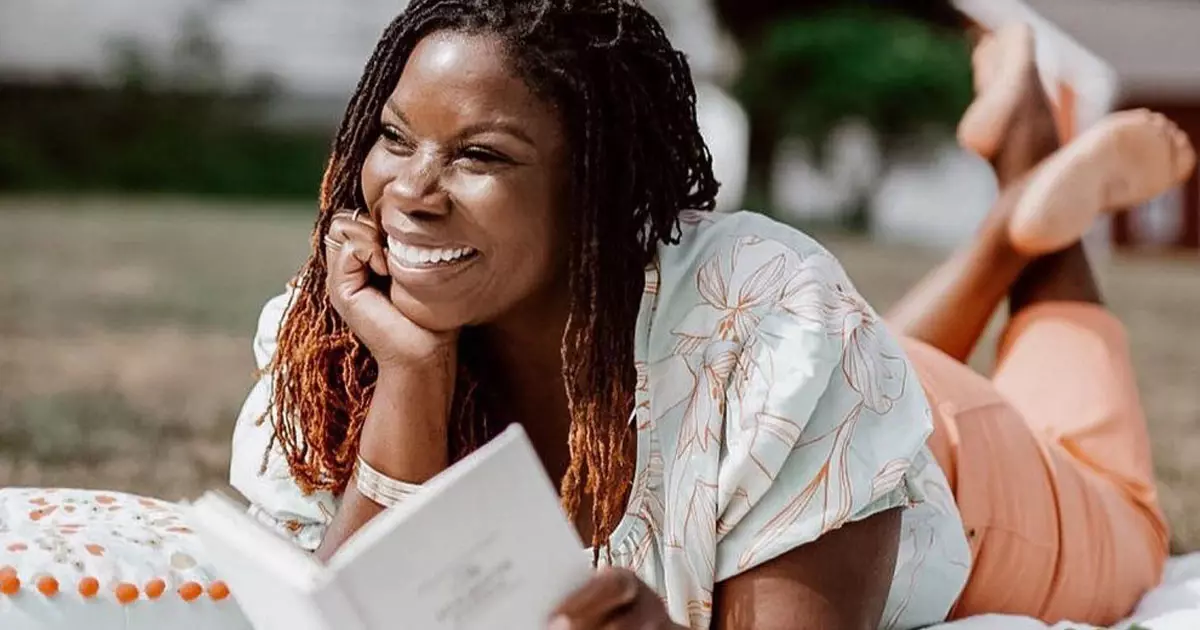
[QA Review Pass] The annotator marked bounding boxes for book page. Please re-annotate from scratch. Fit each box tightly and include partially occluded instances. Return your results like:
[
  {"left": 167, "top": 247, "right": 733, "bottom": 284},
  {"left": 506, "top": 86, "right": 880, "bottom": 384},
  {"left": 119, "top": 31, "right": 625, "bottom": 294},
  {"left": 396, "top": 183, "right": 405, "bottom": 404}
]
[
  {"left": 188, "top": 492, "right": 331, "bottom": 630},
  {"left": 330, "top": 425, "right": 592, "bottom": 630},
  {"left": 953, "top": 0, "right": 1119, "bottom": 134}
]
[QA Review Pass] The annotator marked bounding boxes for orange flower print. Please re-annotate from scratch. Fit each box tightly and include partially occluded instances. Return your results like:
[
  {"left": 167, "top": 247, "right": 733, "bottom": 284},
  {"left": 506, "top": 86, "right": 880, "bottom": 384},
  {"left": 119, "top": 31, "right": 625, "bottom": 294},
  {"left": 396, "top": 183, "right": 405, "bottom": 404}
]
[
  {"left": 737, "top": 465, "right": 825, "bottom": 571},
  {"left": 679, "top": 344, "right": 739, "bottom": 457},
  {"left": 29, "top": 506, "right": 57, "bottom": 521},
  {"left": 673, "top": 240, "right": 791, "bottom": 354},
  {"left": 781, "top": 251, "right": 908, "bottom": 414},
  {"left": 840, "top": 310, "right": 909, "bottom": 415}
]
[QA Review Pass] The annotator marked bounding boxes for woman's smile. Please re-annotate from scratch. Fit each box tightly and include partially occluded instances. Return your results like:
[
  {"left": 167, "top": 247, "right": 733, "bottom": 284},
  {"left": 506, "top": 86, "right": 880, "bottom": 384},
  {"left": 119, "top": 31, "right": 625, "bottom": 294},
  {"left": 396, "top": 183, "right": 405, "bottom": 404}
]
[
  {"left": 385, "top": 234, "right": 479, "bottom": 269},
  {"left": 384, "top": 234, "right": 483, "bottom": 289}
]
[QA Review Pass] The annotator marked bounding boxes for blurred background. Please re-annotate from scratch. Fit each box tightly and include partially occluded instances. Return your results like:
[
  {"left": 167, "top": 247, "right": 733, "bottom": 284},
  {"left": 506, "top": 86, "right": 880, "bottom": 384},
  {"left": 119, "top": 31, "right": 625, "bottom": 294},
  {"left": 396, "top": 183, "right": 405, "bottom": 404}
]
[{"left": 1, "top": 0, "right": 1199, "bottom": 548}]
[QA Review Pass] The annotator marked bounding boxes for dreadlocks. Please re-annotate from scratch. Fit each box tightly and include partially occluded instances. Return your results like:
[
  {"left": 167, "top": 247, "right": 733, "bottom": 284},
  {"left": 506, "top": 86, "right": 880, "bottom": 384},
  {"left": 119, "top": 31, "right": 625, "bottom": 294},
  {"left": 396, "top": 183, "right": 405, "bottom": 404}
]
[{"left": 266, "top": 0, "right": 719, "bottom": 556}]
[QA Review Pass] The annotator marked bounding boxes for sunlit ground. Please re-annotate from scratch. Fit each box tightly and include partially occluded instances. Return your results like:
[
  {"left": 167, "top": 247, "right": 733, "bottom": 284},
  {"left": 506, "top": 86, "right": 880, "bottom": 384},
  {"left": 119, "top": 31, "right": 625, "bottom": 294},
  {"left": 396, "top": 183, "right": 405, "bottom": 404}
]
[{"left": 2, "top": 197, "right": 1198, "bottom": 550}]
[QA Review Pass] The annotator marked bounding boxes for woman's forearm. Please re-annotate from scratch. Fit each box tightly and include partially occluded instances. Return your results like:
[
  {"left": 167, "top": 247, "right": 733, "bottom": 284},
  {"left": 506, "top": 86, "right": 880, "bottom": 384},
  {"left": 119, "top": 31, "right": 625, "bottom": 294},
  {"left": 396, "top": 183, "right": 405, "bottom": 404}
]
[{"left": 315, "top": 367, "right": 453, "bottom": 561}]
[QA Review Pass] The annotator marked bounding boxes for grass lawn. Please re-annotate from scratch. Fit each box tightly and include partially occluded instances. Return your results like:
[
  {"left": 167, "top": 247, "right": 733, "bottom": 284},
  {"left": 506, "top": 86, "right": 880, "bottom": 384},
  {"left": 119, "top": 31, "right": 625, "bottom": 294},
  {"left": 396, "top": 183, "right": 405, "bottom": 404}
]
[{"left": 2, "top": 196, "right": 1199, "bottom": 550}]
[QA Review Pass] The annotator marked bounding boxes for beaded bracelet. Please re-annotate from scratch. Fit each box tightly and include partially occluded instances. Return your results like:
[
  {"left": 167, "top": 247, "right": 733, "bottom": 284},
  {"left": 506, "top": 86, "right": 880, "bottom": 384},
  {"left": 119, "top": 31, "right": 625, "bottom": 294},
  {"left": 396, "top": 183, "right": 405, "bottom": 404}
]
[{"left": 354, "top": 455, "right": 423, "bottom": 508}]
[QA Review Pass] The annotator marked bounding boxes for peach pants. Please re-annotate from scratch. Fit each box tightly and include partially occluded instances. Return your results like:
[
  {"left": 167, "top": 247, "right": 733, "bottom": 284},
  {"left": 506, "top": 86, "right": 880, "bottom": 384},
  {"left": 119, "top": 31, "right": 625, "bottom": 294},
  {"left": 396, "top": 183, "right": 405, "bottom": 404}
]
[{"left": 904, "top": 303, "right": 1169, "bottom": 626}]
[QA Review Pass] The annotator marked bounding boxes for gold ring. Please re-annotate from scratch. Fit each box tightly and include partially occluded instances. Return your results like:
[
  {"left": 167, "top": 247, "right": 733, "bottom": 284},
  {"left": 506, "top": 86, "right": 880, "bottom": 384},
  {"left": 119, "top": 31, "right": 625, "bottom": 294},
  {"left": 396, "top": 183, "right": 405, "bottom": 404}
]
[
  {"left": 323, "top": 234, "right": 344, "bottom": 251},
  {"left": 351, "top": 208, "right": 364, "bottom": 223}
]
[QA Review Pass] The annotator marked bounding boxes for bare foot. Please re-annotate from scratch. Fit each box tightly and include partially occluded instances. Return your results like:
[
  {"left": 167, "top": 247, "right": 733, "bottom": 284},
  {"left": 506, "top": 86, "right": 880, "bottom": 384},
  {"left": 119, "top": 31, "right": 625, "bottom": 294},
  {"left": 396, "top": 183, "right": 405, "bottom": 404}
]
[
  {"left": 957, "top": 24, "right": 1047, "bottom": 161},
  {"left": 1009, "top": 109, "right": 1197, "bottom": 255}
]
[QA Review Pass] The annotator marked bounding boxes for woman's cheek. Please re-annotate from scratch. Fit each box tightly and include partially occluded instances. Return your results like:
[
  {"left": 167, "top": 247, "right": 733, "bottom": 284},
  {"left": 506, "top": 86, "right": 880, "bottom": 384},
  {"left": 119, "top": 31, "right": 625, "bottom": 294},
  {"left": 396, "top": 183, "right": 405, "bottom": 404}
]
[{"left": 360, "top": 143, "right": 393, "bottom": 203}]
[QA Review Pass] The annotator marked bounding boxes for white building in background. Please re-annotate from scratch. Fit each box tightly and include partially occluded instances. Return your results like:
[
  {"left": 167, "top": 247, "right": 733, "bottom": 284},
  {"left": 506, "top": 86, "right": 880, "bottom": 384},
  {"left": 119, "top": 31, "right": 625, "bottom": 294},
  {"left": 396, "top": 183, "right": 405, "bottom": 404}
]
[
  {"left": 0, "top": 0, "right": 749, "bottom": 213},
  {"left": 1, "top": 1, "right": 413, "bottom": 96},
  {"left": 777, "top": 0, "right": 1200, "bottom": 252},
  {"left": 774, "top": 0, "right": 1121, "bottom": 250},
  {"left": 9, "top": 0, "right": 1193, "bottom": 250}
]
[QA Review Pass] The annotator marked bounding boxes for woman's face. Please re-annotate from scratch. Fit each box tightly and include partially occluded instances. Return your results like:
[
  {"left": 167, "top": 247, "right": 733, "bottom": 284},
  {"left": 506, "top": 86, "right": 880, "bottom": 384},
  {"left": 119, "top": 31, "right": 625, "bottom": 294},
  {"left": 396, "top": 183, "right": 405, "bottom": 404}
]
[{"left": 361, "top": 30, "right": 570, "bottom": 332}]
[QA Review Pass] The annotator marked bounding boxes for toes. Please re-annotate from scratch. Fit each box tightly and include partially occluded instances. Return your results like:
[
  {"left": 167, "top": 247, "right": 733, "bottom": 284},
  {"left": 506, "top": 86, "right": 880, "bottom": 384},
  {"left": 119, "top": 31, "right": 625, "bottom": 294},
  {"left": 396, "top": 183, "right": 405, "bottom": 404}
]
[
  {"left": 1175, "top": 133, "right": 1195, "bottom": 161},
  {"left": 1174, "top": 132, "right": 1197, "bottom": 176},
  {"left": 1150, "top": 113, "right": 1172, "bottom": 134},
  {"left": 971, "top": 36, "right": 999, "bottom": 88},
  {"left": 1127, "top": 108, "right": 1156, "bottom": 125},
  {"left": 1171, "top": 129, "right": 1189, "bottom": 153}
]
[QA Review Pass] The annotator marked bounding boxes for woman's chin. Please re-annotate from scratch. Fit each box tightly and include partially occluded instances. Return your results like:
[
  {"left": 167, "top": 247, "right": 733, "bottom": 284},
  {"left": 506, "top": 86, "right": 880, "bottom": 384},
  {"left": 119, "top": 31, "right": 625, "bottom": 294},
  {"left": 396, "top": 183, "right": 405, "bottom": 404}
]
[
  {"left": 397, "top": 304, "right": 467, "bottom": 334},
  {"left": 389, "top": 289, "right": 472, "bottom": 334}
]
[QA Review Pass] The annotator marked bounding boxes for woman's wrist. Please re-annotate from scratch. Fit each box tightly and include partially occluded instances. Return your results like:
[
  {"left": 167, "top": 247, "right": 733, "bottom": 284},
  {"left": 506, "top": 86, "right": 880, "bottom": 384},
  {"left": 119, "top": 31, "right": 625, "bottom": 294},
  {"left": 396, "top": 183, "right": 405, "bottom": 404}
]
[
  {"left": 376, "top": 360, "right": 455, "bottom": 414},
  {"left": 375, "top": 343, "right": 457, "bottom": 388},
  {"left": 356, "top": 363, "right": 453, "bottom": 484},
  {"left": 354, "top": 454, "right": 423, "bottom": 507}
]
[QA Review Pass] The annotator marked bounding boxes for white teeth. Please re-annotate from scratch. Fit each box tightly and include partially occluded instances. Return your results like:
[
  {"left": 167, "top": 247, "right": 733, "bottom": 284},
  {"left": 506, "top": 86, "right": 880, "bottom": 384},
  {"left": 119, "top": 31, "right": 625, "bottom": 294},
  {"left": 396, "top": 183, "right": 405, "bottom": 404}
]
[{"left": 386, "top": 236, "right": 475, "bottom": 267}]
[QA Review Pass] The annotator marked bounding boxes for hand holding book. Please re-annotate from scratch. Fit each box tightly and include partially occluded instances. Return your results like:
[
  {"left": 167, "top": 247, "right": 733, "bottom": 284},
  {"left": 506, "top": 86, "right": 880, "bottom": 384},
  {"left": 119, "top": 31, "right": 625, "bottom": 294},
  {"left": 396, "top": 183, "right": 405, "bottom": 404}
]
[
  {"left": 547, "top": 568, "right": 687, "bottom": 630},
  {"left": 189, "top": 426, "right": 600, "bottom": 630}
]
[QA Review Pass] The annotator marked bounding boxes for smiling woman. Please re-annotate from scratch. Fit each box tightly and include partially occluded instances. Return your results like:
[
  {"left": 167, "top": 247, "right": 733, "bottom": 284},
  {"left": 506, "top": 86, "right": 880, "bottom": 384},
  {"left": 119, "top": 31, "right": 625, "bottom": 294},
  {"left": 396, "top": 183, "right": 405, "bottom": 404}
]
[
  {"left": 236, "top": 2, "right": 959, "bottom": 629},
  {"left": 360, "top": 30, "right": 569, "bottom": 331},
  {"left": 215, "top": 3, "right": 1196, "bottom": 630},
  {"left": 0, "top": 12, "right": 1193, "bottom": 620}
]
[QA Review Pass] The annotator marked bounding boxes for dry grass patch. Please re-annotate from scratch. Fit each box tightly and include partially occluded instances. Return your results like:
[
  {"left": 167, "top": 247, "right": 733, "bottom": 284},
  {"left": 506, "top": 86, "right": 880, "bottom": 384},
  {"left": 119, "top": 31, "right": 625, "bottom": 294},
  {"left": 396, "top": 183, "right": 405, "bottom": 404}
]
[{"left": 2, "top": 199, "right": 1199, "bottom": 550}]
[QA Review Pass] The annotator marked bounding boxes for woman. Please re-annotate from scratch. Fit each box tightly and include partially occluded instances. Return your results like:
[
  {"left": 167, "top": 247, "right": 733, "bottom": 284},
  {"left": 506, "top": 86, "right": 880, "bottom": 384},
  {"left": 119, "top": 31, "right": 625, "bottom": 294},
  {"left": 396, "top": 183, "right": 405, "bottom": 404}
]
[{"left": 230, "top": 2, "right": 1196, "bottom": 629}]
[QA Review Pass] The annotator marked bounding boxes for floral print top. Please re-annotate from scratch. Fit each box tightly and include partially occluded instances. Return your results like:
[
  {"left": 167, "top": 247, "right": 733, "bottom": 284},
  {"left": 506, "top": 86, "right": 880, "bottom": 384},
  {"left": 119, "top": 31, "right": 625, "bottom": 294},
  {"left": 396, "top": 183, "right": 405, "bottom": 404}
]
[{"left": 230, "top": 210, "right": 972, "bottom": 629}]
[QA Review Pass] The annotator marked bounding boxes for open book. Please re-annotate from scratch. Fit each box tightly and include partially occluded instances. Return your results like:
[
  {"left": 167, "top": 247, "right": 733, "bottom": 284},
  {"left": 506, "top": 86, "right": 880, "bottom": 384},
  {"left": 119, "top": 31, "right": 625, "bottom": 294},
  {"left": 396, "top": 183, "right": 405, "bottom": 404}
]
[
  {"left": 186, "top": 425, "right": 592, "bottom": 630},
  {"left": 953, "top": 0, "right": 1120, "bottom": 136}
]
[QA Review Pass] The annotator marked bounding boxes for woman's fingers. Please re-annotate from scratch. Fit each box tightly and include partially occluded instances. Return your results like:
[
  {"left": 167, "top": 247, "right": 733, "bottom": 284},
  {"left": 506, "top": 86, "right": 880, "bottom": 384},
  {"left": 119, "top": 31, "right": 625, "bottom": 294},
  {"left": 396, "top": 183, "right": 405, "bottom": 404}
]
[
  {"left": 550, "top": 568, "right": 642, "bottom": 629},
  {"left": 324, "top": 209, "right": 390, "bottom": 315},
  {"left": 327, "top": 209, "right": 389, "bottom": 277}
]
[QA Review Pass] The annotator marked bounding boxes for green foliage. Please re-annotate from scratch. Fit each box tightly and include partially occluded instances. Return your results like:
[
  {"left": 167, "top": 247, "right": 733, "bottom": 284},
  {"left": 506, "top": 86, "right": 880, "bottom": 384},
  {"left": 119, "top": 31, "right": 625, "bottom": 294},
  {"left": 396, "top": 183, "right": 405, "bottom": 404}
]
[
  {"left": 0, "top": 84, "right": 331, "bottom": 199},
  {"left": 0, "top": 12, "right": 332, "bottom": 200},
  {"left": 736, "top": 6, "right": 973, "bottom": 154}
]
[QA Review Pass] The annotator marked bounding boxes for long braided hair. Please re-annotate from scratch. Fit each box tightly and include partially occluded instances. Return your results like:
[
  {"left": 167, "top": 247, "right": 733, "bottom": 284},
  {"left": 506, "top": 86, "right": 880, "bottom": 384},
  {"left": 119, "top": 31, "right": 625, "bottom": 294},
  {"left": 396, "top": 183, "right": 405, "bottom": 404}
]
[{"left": 266, "top": 0, "right": 719, "bottom": 553}]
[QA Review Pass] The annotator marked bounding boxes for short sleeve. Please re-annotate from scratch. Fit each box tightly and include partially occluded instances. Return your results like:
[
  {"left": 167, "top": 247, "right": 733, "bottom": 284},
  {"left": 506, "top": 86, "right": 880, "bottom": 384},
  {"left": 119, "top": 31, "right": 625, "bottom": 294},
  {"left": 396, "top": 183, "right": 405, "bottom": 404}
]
[
  {"left": 712, "top": 247, "right": 933, "bottom": 582},
  {"left": 228, "top": 288, "right": 337, "bottom": 551}
]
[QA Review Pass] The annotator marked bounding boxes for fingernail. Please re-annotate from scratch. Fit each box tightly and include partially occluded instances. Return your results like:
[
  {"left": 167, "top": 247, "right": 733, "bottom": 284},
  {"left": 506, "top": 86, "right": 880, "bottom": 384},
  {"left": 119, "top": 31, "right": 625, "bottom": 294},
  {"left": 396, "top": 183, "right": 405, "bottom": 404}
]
[{"left": 547, "top": 615, "right": 572, "bottom": 630}]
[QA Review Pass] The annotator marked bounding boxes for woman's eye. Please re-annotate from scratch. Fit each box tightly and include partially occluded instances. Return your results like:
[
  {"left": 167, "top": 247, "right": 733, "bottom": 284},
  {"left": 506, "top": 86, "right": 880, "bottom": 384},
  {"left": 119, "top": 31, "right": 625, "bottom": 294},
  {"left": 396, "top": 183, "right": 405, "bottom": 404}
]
[
  {"left": 460, "top": 147, "right": 506, "bottom": 164},
  {"left": 380, "top": 125, "right": 413, "bottom": 151}
]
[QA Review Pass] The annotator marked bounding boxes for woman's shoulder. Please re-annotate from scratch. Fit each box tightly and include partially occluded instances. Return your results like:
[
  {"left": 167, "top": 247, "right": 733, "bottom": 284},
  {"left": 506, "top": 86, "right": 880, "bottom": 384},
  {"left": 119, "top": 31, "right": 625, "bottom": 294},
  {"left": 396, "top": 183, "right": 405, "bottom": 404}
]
[
  {"left": 250, "top": 285, "right": 298, "bottom": 370},
  {"left": 651, "top": 210, "right": 859, "bottom": 328},
  {"left": 666, "top": 209, "right": 833, "bottom": 263}
]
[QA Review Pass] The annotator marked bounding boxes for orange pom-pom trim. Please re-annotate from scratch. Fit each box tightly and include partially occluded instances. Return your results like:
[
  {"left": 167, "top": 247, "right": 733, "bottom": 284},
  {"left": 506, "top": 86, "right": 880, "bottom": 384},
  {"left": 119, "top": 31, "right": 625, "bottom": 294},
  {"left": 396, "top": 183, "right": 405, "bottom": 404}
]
[
  {"left": 78, "top": 577, "right": 100, "bottom": 598},
  {"left": 0, "top": 572, "right": 20, "bottom": 595},
  {"left": 0, "top": 566, "right": 15, "bottom": 579},
  {"left": 178, "top": 581, "right": 203, "bottom": 602},
  {"left": 114, "top": 582, "right": 139, "bottom": 604},
  {"left": 208, "top": 581, "right": 230, "bottom": 601},
  {"left": 36, "top": 576, "right": 59, "bottom": 597},
  {"left": 145, "top": 578, "right": 166, "bottom": 600}
]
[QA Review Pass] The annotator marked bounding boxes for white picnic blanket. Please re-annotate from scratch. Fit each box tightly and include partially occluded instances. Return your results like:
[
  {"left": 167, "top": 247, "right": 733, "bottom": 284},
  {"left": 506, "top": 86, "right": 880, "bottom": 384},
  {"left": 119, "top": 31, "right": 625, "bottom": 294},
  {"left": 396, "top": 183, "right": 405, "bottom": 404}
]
[
  {"left": 2, "top": 488, "right": 1197, "bottom": 629},
  {"left": 931, "top": 553, "right": 1200, "bottom": 630}
]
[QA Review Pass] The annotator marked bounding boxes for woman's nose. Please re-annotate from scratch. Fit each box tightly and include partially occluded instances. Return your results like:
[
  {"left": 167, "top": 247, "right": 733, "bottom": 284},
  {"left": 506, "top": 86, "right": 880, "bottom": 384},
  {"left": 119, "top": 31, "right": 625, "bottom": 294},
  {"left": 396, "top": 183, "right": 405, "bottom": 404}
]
[{"left": 385, "top": 154, "right": 449, "bottom": 217}]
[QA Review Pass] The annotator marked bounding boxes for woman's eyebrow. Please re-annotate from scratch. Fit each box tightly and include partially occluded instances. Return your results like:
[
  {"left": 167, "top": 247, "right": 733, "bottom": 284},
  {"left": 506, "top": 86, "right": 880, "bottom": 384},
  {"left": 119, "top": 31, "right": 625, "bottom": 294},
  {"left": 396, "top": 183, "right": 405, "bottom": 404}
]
[{"left": 456, "top": 120, "right": 536, "bottom": 147}]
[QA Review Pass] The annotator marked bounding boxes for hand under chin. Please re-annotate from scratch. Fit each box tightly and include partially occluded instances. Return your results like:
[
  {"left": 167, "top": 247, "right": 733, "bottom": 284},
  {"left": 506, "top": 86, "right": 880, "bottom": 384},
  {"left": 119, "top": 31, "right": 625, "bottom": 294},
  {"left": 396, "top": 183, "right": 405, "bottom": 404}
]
[{"left": 388, "top": 281, "right": 471, "bottom": 334}]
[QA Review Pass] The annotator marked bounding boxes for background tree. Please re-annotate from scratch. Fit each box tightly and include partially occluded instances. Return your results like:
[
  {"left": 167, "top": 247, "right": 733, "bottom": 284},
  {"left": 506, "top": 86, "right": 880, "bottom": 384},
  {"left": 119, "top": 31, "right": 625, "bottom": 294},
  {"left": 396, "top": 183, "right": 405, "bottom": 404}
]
[{"left": 715, "top": 0, "right": 973, "bottom": 228}]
